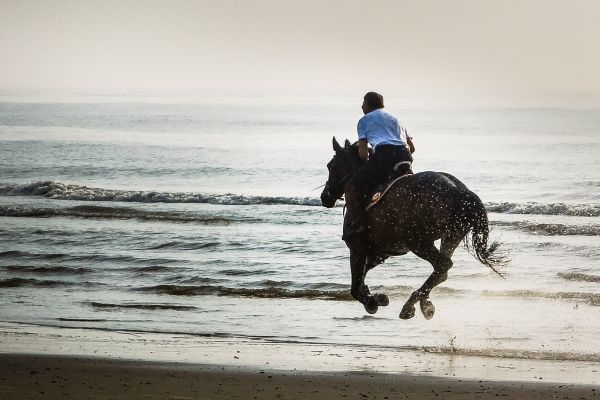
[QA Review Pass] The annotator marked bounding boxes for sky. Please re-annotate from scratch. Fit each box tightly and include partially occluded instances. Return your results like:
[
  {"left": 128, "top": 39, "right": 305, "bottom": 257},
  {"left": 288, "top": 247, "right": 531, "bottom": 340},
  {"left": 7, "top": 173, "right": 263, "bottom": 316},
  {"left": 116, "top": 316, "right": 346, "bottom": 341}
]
[{"left": 1, "top": 0, "right": 600, "bottom": 104}]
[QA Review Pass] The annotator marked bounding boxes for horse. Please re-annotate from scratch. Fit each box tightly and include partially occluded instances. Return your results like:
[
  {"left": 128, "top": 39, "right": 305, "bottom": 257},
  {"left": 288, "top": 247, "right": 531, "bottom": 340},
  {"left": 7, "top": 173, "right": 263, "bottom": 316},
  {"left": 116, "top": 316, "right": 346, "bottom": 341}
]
[{"left": 320, "top": 137, "right": 506, "bottom": 320}]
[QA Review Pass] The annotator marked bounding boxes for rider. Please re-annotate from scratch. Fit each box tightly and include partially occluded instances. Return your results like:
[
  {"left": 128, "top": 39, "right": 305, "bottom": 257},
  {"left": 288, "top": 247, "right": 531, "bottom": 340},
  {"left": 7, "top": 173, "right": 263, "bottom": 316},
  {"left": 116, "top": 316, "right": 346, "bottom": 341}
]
[{"left": 343, "top": 91, "right": 415, "bottom": 242}]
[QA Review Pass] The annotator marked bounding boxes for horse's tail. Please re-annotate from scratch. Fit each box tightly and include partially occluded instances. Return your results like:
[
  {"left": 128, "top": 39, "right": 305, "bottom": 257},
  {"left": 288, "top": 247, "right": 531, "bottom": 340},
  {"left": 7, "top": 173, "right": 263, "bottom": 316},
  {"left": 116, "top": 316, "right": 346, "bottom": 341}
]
[{"left": 464, "top": 193, "right": 508, "bottom": 278}]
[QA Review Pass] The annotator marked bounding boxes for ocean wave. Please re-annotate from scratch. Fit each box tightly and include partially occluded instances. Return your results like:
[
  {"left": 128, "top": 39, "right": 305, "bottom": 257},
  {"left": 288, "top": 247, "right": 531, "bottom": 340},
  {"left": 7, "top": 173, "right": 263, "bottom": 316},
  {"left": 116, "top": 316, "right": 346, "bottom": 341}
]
[
  {"left": 57, "top": 318, "right": 108, "bottom": 323},
  {"left": 483, "top": 289, "right": 600, "bottom": 307},
  {"left": 0, "top": 249, "right": 179, "bottom": 265},
  {"left": 134, "top": 282, "right": 468, "bottom": 301},
  {"left": 417, "top": 345, "right": 600, "bottom": 363},
  {"left": 0, "top": 250, "right": 67, "bottom": 260},
  {"left": 136, "top": 283, "right": 353, "bottom": 301},
  {"left": 527, "top": 242, "right": 600, "bottom": 260},
  {"left": 4, "top": 265, "right": 92, "bottom": 275},
  {"left": 486, "top": 201, "right": 600, "bottom": 217},
  {"left": 3, "top": 180, "right": 599, "bottom": 216},
  {"left": 135, "top": 282, "right": 454, "bottom": 300},
  {"left": 129, "top": 265, "right": 173, "bottom": 273},
  {"left": 492, "top": 221, "right": 600, "bottom": 236},
  {"left": 0, "top": 181, "right": 321, "bottom": 206},
  {"left": 169, "top": 276, "right": 226, "bottom": 285},
  {"left": 84, "top": 301, "right": 198, "bottom": 311},
  {"left": 148, "top": 241, "right": 220, "bottom": 250},
  {"left": 0, "top": 204, "right": 246, "bottom": 224},
  {"left": 219, "top": 268, "right": 277, "bottom": 277},
  {"left": 0, "top": 277, "right": 76, "bottom": 288},
  {"left": 557, "top": 272, "right": 600, "bottom": 284}
]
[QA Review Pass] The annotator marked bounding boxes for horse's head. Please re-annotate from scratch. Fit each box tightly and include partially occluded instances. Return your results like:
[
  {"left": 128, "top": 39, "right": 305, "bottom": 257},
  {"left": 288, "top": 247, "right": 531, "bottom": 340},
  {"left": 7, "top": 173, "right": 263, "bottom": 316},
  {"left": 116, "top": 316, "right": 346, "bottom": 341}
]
[{"left": 320, "top": 137, "right": 362, "bottom": 208}]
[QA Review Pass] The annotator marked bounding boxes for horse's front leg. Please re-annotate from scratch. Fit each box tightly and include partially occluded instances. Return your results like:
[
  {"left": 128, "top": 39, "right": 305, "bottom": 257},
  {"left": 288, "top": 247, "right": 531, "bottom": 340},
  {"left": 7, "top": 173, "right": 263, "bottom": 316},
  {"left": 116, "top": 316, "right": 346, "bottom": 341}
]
[{"left": 349, "top": 248, "right": 382, "bottom": 314}]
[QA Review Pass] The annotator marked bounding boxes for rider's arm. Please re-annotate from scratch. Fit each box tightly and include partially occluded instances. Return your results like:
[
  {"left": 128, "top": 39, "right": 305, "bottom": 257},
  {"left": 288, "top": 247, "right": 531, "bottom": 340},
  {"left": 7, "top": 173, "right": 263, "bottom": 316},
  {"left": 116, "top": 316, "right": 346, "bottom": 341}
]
[
  {"left": 407, "top": 136, "right": 415, "bottom": 154},
  {"left": 358, "top": 139, "right": 369, "bottom": 160}
]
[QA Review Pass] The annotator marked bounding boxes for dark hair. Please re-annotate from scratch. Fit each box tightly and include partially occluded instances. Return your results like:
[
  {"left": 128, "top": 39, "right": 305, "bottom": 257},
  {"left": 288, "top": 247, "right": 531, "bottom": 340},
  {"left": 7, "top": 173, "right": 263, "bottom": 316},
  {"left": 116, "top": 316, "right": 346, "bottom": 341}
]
[{"left": 363, "top": 92, "right": 384, "bottom": 109}]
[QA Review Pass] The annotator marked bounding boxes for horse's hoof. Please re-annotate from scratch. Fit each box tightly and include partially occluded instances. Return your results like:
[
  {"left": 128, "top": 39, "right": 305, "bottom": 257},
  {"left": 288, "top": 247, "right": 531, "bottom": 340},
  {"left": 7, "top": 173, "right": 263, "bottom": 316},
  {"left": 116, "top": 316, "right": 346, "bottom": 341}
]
[
  {"left": 419, "top": 299, "right": 435, "bottom": 320},
  {"left": 399, "top": 303, "right": 415, "bottom": 319},
  {"left": 373, "top": 293, "right": 389, "bottom": 307},
  {"left": 364, "top": 296, "right": 379, "bottom": 314}
]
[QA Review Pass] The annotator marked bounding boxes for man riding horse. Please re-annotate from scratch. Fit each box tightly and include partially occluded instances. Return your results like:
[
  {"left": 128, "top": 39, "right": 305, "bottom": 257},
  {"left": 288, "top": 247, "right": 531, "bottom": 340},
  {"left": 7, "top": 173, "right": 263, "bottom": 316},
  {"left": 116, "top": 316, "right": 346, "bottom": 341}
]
[
  {"left": 321, "top": 93, "right": 505, "bottom": 319},
  {"left": 344, "top": 91, "right": 415, "bottom": 244}
]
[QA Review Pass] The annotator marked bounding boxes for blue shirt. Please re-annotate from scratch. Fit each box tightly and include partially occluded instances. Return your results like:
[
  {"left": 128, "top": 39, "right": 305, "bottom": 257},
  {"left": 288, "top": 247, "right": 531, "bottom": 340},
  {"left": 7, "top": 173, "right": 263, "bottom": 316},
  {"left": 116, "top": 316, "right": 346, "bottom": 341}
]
[{"left": 357, "top": 109, "right": 408, "bottom": 150}]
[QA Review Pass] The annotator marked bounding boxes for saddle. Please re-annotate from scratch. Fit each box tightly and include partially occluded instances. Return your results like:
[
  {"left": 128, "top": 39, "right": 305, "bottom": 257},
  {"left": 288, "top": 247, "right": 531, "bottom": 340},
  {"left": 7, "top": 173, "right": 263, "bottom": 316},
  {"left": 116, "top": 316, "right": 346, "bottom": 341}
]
[{"left": 365, "top": 161, "right": 413, "bottom": 211}]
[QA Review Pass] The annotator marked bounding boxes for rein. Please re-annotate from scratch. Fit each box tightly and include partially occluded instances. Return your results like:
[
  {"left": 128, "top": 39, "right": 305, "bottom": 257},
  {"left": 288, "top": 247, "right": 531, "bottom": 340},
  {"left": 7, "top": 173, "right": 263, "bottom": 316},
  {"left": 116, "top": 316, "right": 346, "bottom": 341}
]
[
  {"left": 339, "top": 172, "right": 353, "bottom": 189},
  {"left": 323, "top": 148, "right": 361, "bottom": 205},
  {"left": 326, "top": 172, "right": 353, "bottom": 201}
]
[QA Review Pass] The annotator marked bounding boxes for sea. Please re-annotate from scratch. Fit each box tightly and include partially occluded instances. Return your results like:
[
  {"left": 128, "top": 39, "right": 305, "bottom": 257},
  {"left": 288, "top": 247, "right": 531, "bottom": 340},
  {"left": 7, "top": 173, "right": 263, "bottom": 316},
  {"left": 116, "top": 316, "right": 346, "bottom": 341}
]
[{"left": 0, "top": 96, "right": 599, "bottom": 366}]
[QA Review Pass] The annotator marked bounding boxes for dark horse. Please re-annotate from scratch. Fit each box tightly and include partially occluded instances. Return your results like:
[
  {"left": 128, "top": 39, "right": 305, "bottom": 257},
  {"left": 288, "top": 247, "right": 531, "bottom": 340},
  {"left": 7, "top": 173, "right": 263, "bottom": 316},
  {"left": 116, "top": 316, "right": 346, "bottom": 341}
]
[{"left": 321, "top": 138, "right": 505, "bottom": 320}]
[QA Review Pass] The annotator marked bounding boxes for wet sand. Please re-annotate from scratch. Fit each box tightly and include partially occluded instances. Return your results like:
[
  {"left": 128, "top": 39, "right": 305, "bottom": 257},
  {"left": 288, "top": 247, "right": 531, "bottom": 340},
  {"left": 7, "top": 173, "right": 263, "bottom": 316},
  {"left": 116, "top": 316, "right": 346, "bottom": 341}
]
[
  {"left": 1, "top": 353, "right": 598, "bottom": 400},
  {"left": 1, "top": 321, "right": 599, "bottom": 399}
]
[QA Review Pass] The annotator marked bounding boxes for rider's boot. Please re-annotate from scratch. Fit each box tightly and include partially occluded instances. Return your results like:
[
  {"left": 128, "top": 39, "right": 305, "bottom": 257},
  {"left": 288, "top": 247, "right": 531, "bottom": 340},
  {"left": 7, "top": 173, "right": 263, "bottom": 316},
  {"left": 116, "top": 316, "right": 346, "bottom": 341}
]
[{"left": 342, "top": 185, "right": 369, "bottom": 242}]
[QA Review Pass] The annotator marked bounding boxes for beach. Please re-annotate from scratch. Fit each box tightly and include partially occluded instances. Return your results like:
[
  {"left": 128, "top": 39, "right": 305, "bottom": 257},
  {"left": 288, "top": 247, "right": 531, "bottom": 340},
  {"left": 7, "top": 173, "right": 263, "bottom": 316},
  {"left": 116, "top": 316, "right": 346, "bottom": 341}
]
[
  {"left": 3, "top": 0, "right": 600, "bottom": 397},
  {"left": 3, "top": 353, "right": 598, "bottom": 400},
  {"left": 1, "top": 99, "right": 599, "bottom": 398},
  {"left": 1, "top": 321, "right": 599, "bottom": 399}
]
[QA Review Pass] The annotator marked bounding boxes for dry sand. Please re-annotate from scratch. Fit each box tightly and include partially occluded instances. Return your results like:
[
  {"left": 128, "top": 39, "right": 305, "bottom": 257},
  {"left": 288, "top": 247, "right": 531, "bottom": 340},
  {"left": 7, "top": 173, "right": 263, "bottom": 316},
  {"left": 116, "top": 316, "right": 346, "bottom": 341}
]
[{"left": 1, "top": 353, "right": 598, "bottom": 400}]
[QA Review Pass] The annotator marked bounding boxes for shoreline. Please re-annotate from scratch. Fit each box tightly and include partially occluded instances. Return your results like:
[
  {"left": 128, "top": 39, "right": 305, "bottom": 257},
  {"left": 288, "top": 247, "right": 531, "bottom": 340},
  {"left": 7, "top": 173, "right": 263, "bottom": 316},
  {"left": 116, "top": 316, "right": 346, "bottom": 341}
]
[
  {"left": 1, "top": 321, "right": 599, "bottom": 387},
  {"left": 1, "top": 352, "right": 598, "bottom": 400}
]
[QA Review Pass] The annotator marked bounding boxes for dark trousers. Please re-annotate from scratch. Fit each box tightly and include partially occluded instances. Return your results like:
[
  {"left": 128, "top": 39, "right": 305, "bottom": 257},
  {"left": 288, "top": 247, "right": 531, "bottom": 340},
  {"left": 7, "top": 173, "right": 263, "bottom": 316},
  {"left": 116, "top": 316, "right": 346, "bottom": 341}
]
[{"left": 343, "top": 145, "right": 412, "bottom": 241}]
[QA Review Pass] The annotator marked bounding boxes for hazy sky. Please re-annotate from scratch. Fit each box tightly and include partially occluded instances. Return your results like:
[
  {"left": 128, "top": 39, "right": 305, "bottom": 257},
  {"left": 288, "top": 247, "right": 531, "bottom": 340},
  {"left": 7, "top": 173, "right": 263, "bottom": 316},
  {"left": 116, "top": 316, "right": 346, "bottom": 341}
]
[{"left": 1, "top": 0, "right": 599, "bottom": 102}]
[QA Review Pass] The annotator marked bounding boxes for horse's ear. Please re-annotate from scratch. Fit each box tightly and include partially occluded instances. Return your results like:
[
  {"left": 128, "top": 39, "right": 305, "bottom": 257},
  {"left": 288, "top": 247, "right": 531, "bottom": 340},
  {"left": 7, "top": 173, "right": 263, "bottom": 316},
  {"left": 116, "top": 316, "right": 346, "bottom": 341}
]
[
  {"left": 344, "top": 139, "right": 351, "bottom": 149},
  {"left": 332, "top": 137, "right": 343, "bottom": 153}
]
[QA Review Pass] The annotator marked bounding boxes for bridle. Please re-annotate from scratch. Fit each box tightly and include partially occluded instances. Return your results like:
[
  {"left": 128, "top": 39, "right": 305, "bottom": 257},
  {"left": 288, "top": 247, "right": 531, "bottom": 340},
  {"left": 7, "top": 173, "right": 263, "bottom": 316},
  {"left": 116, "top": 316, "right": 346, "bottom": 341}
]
[
  {"left": 323, "top": 171, "right": 353, "bottom": 202},
  {"left": 322, "top": 147, "right": 361, "bottom": 204}
]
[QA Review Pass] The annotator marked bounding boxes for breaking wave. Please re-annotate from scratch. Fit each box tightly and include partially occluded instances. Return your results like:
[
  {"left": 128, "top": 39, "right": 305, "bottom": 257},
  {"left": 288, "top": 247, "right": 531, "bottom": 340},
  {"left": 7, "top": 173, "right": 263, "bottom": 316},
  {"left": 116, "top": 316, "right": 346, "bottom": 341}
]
[
  {"left": 133, "top": 282, "right": 459, "bottom": 301},
  {"left": 558, "top": 272, "right": 600, "bottom": 284},
  {"left": 0, "top": 277, "right": 76, "bottom": 288},
  {"left": 84, "top": 301, "right": 198, "bottom": 311},
  {"left": 0, "top": 181, "right": 321, "bottom": 206},
  {"left": 2, "top": 181, "right": 599, "bottom": 216},
  {"left": 417, "top": 345, "right": 600, "bottom": 363},
  {"left": 148, "top": 241, "right": 220, "bottom": 250},
  {"left": 483, "top": 289, "right": 600, "bottom": 307},
  {"left": 3, "top": 265, "right": 92, "bottom": 275},
  {"left": 0, "top": 204, "right": 248, "bottom": 224},
  {"left": 492, "top": 221, "right": 600, "bottom": 236},
  {"left": 0, "top": 250, "right": 179, "bottom": 265},
  {"left": 136, "top": 283, "right": 353, "bottom": 301},
  {"left": 486, "top": 201, "right": 600, "bottom": 217},
  {"left": 129, "top": 265, "right": 173, "bottom": 273}
]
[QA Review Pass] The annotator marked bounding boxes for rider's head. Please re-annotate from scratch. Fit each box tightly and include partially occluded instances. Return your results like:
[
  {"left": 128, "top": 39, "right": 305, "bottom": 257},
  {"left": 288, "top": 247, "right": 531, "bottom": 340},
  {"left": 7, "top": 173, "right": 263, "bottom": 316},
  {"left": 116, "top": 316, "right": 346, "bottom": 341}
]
[{"left": 362, "top": 92, "right": 384, "bottom": 114}]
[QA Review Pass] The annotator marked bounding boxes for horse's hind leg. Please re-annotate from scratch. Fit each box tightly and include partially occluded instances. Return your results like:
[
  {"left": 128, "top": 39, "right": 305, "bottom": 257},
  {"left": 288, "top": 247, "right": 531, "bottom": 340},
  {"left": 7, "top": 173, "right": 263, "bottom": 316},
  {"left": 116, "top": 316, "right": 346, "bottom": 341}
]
[
  {"left": 400, "top": 241, "right": 454, "bottom": 320},
  {"left": 440, "top": 233, "right": 464, "bottom": 259}
]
